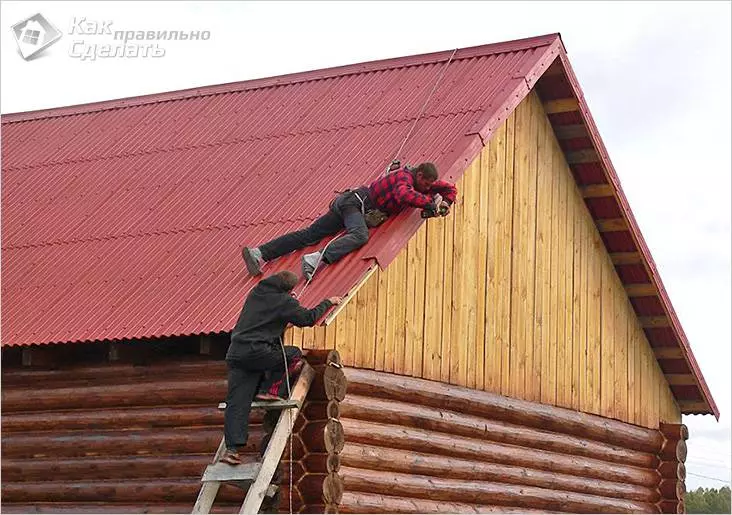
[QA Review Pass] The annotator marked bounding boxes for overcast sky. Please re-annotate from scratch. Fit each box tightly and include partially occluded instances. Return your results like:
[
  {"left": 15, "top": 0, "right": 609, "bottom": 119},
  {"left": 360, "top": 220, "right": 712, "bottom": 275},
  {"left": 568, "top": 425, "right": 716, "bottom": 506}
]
[{"left": 1, "top": 0, "right": 730, "bottom": 490}]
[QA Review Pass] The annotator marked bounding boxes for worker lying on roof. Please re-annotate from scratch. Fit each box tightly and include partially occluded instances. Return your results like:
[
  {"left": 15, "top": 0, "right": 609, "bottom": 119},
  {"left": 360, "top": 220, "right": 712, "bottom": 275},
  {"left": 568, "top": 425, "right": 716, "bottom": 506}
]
[
  {"left": 242, "top": 162, "right": 458, "bottom": 281},
  {"left": 221, "top": 270, "right": 342, "bottom": 465}
]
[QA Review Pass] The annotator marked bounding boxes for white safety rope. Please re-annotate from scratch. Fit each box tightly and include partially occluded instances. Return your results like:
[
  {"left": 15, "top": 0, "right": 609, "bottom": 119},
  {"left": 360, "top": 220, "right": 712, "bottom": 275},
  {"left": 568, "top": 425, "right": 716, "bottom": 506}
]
[
  {"left": 381, "top": 47, "right": 458, "bottom": 177},
  {"left": 295, "top": 48, "right": 459, "bottom": 300}
]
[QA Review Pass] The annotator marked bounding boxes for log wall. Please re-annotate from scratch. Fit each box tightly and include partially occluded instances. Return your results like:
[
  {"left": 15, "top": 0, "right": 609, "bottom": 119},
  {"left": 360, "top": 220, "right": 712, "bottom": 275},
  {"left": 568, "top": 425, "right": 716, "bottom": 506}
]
[
  {"left": 1, "top": 346, "right": 686, "bottom": 514},
  {"left": 286, "top": 90, "right": 681, "bottom": 430},
  {"left": 319, "top": 367, "right": 677, "bottom": 514},
  {"left": 0, "top": 349, "right": 327, "bottom": 514}
]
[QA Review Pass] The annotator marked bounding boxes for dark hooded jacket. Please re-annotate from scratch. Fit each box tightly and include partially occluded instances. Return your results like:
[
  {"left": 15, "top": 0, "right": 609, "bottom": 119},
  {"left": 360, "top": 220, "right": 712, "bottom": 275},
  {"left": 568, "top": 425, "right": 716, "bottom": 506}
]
[{"left": 231, "top": 275, "right": 333, "bottom": 344}]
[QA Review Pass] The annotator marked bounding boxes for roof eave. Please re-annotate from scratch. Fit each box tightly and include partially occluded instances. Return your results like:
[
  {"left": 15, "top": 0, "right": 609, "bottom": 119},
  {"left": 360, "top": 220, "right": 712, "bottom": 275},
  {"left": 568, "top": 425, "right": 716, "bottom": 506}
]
[{"left": 553, "top": 48, "right": 719, "bottom": 419}]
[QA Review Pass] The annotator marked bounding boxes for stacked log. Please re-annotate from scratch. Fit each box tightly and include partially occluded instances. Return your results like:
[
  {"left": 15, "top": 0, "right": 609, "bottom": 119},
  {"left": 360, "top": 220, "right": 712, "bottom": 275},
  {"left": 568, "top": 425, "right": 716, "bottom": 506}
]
[
  {"left": 656, "top": 423, "right": 689, "bottom": 514},
  {"left": 332, "top": 367, "right": 665, "bottom": 514},
  {"left": 1, "top": 358, "right": 246, "bottom": 513},
  {"left": 3, "top": 353, "right": 676, "bottom": 514},
  {"left": 285, "top": 349, "right": 347, "bottom": 513}
]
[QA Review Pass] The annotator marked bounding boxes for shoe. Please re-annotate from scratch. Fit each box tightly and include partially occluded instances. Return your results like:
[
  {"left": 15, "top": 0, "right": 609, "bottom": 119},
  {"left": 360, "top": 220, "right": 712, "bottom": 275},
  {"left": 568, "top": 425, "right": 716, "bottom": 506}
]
[
  {"left": 255, "top": 392, "right": 286, "bottom": 402},
  {"left": 290, "top": 359, "right": 304, "bottom": 376},
  {"left": 301, "top": 251, "right": 324, "bottom": 281},
  {"left": 220, "top": 449, "right": 242, "bottom": 465},
  {"left": 242, "top": 247, "right": 264, "bottom": 276}
]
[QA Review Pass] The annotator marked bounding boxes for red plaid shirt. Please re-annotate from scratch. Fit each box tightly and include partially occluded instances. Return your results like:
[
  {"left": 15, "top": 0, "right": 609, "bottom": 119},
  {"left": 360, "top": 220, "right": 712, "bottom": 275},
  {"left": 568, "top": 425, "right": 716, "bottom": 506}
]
[{"left": 367, "top": 167, "right": 458, "bottom": 215}]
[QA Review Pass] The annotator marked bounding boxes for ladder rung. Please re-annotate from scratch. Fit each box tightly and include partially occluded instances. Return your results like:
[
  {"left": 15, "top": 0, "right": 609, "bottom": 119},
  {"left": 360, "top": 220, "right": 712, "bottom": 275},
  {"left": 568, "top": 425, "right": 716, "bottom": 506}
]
[
  {"left": 202, "top": 462, "right": 260, "bottom": 483},
  {"left": 217, "top": 400, "right": 300, "bottom": 410}
]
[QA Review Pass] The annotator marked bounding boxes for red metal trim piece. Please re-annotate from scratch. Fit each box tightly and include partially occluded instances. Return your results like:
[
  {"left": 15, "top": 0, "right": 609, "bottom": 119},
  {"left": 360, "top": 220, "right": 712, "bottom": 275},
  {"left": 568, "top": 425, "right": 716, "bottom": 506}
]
[{"left": 363, "top": 133, "right": 485, "bottom": 269}]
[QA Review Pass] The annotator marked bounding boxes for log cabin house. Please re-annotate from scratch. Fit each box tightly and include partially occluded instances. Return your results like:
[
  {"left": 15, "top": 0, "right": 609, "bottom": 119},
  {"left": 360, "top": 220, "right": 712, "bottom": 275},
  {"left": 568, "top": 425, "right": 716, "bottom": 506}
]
[{"left": 1, "top": 33, "right": 719, "bottom": 513}]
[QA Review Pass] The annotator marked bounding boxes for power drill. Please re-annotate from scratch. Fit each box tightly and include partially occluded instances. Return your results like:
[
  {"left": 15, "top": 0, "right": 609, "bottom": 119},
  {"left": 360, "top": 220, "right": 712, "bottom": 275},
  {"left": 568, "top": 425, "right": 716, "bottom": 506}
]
[{"left": 421, "top": 194, "right": 448, "bottom": 218}]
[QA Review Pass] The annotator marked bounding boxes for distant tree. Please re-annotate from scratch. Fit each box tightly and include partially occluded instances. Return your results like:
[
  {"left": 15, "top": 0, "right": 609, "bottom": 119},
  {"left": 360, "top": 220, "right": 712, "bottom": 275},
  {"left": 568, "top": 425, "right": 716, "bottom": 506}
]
[{"left": 686, "top": 486, "right": 731, "bottom": 514}]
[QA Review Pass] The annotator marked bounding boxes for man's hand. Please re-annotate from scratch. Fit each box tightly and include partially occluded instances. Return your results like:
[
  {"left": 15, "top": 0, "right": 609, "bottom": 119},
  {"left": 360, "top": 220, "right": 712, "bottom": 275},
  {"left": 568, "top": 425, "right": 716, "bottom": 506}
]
[
  {"left": 439, "top": 201, "right": 450, "bottom": 216},
  {"left": 328, "top": 296, "right": 343, "bottom": 305}
]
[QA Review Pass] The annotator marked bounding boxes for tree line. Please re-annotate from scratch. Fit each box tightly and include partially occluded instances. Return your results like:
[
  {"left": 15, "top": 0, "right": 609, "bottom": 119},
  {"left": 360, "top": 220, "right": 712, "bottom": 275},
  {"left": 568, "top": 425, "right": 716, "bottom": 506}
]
[{"left": 686, "top": 486, "right": 731, "bottom": 513}]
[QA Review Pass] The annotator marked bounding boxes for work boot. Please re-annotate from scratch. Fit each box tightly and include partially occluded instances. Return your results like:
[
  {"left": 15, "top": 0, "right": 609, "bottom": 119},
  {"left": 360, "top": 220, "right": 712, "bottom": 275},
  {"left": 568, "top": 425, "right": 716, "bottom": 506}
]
[
  {"left": 301, "top": 251, "right": 324, "bottom": 281},
  {"left": 242, "top": 247, "right": 264, "bottom": 276},
  {"left": 255, "top": 392, "right": 286, "bottom": 402}
]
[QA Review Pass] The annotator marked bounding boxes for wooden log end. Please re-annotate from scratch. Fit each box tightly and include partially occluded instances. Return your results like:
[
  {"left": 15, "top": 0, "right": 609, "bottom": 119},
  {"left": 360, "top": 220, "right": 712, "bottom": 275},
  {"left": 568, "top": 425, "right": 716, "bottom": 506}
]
[
  {"left": 323, "top": 472, "right": 344, "bottom": 505},
  {"left": 305, "top": 349, "right": 342, "bottom": 367},
  {"left": 658, "top": 461, "right": 677, "bottom": 479},
  {"left": 327, "top": 453, "right": 341, "bottom": 474},
  {"left": 660, "top": 423, "right": 689, "bottom": 441},
  {"left": 324, "top": 419, "right": 345, "bottom": 455},
  {"left": 677, "top": 440, "right": 687, "bottom": 463},
  {"left": 658, "top": 500, "right": 682, "bottom": 513},
  {"left": 327, "top": 350, "right": 342, "bottom": 367},
  {"left": 327, "top": 399, "right": 340, "bottom": 420},
  {"left": 324, "top": 366, "right": 347, "bottom": 402},
  {"left": 658, "top": 461, "right": 686, "bottom": 481},
  {"left": 677, "top": 462, "right": 686, "bottom": 482},
  {"left": 659, "top": 479, "right": 686, "bottom": 500},
  {"left": 660, "top": 439, "right": 687, "bottom": 463}
]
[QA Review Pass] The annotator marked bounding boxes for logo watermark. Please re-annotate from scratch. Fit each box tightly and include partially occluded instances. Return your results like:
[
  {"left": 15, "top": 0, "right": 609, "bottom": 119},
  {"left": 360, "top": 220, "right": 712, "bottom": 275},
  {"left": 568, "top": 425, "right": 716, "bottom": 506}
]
[
  {"left": 11, "top": 14, "right": 211, "bottom": 61},
  {"left": 11, "top": 13, "right": 62, "bottom": 60},
  {"left": 67, "top": 17, "right": 210, "bottom": 61}
]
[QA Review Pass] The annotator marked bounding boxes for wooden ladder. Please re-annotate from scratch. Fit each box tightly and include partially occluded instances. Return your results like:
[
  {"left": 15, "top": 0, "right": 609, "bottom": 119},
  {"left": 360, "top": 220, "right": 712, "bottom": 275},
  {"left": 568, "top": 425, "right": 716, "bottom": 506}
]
[{"left": 192, "top": 362, "right": 314, "bottom": 514}]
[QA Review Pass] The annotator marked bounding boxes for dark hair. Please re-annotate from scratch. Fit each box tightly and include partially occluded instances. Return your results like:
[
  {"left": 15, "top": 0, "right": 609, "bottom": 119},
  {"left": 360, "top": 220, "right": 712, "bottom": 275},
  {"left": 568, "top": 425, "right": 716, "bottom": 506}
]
[
  {"left": 276, "top": 270, "right": 299, "bottom": 291},
  {"left": 414, "top": 162, "right": 438, "bottom": 181}
]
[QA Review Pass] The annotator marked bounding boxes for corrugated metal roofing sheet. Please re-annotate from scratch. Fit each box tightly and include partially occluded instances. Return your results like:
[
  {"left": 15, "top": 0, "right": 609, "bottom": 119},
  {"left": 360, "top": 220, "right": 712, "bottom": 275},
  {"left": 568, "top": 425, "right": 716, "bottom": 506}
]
[
  {"left": 2, "top": 34, "right": 558, "bottom": 347},
  {"left": 1, "top": 33, "right": 717, "bottom": 417}
]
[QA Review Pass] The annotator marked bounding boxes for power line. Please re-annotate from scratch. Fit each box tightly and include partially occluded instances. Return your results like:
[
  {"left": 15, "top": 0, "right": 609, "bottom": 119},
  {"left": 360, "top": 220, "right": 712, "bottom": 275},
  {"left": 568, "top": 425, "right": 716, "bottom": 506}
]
[{"left": 688, "top": 472, "right": 731, "bottom": 484}]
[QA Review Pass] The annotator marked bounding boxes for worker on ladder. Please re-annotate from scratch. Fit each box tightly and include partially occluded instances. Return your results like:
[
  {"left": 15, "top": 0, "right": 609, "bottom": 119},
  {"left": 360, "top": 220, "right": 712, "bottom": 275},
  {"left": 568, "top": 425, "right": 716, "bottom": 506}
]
[
  {"left": 221, "top": 270, "right": 342, "bottom": 465},
  {"left": 241, "top": 162, "right": 458, "bottom": 281}
]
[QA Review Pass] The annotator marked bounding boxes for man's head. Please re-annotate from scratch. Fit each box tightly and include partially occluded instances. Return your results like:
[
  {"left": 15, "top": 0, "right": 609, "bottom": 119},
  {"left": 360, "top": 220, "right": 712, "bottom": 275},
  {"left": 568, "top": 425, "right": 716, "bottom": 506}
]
[
  {"left": 275, "top": 270, "right": 299, "bottom": 291},
  {"left": 413, "top": 162, "right": 438, "bottom": 193}
]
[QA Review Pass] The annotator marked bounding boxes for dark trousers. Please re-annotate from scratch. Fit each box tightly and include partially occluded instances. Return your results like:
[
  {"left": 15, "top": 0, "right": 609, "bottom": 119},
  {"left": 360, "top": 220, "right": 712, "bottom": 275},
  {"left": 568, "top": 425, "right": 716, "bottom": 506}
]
[
  {"left": 258, "top": 188, "right": 371, "bottom": 264},
  {"left": 223, "top": 340, "right": 302, "bottom": 452}
]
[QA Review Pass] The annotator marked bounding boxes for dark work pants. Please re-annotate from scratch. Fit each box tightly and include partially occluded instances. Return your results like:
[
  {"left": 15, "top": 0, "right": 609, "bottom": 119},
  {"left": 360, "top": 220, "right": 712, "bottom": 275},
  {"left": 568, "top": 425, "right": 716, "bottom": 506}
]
[
  {"left": 224, "top": 340, "right": 302, "bottom": 452},
  {"left": 258, "top": 188, "right": 371, "bottom": 265}
]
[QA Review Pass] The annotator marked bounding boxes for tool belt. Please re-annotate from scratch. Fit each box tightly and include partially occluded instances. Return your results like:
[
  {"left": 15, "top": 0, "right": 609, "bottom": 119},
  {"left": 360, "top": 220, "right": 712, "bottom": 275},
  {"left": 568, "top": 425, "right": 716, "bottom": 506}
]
[{"left": 353, "top": 191, "right": 388, "bottom": 228}]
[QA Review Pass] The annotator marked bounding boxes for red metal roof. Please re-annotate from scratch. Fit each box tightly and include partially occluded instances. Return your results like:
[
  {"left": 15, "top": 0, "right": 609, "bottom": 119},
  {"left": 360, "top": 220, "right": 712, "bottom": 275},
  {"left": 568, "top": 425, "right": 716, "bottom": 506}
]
[{"left": 1, "top": 33, "right": 717, "bottom": 417}]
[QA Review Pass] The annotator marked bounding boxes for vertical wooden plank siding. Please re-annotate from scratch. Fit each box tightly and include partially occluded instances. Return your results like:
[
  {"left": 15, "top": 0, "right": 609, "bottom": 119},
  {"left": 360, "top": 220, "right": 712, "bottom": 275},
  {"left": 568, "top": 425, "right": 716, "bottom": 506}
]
[
  {"left": 614, "top": 276, "right": 630, "bottom": 423},
  {"left": 412, "top": 225, "right": 428, "bottom": 378},
  {"left": 601, "top": 255, "right": 616, "bottom": 419},
  {"left": 373, "top": 268, "right": 389, "bottom": 371},
  {"left": 587, "top": 230, "right": 603, "bottom": 416},
  {"left": 463, "top": 158, "right": 480, "bottom": 389},
  {"left": 294, "top": 91, "right": 679, "bottom": 429},
  {"left": 554, "top": 136, "right": 569, "bottom": 408},
  {"left": 393, "top": 250, "right": 408, "bottom": 375},
  {"left": 571, "top": 187, "right": 583, "bottom": 411},
  {"left": 439, "top": 214, "right": 454, "bottom": 384},
  {"left": 510, "top": 99, "right": 529, "bottom": 399},
  {"left": 485, "top": 121, "right": 510, "bottom": 393},
  {"left": 545, "top": 137, "right": 560, "bottom": 406},
  {"left": 359, "top": 271, "right": 379, "bottom": 370},
  {"left": 627, "top": 315, "right": 637, "bottom": 424},
  {"left": 499, "top": 112, "right": 516, "bottom": 397},
  {"left": 475, "top": 148, "right": 490, "bottom": 392},
  {"left": 535, "top": 104, "right": 554, "bottom": 405},
  {"left": 403, "top": 234, "right": 418, "bottom": 377}
]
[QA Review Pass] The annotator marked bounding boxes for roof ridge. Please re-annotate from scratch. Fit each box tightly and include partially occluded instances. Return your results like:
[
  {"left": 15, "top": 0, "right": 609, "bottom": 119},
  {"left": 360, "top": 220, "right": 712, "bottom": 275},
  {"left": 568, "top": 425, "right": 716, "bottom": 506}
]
[
  {"left": 3, "top": 106, "right": 486, "bottom": 173},
  {"left": 1, "top": 34, "right": 560, "bottom": 124}
]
